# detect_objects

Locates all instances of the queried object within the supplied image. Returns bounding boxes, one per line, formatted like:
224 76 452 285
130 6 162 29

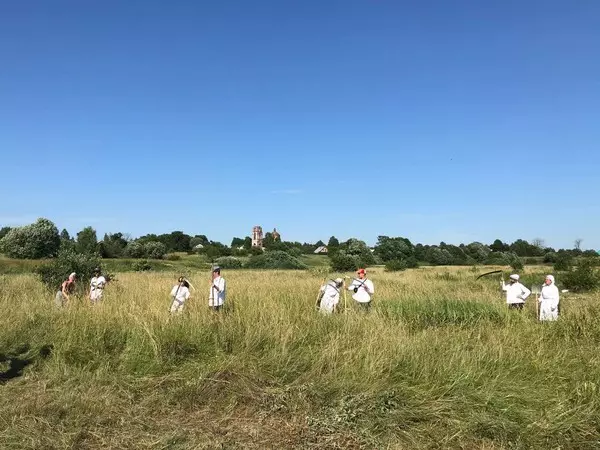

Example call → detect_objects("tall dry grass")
1 267 599 449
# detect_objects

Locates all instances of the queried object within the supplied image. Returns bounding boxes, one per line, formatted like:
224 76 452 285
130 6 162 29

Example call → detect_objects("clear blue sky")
1 1 598 249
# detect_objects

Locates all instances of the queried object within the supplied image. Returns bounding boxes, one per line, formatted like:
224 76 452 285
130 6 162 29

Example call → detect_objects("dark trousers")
210 305 223 312
508 303 524 311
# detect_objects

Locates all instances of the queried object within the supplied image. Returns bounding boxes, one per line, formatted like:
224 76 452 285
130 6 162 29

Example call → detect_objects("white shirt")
170 284 191 304
209 276 226 306
501 281 531 304
319 282 341 313
539 283 560 308
347 278 374 303
90 276 106 300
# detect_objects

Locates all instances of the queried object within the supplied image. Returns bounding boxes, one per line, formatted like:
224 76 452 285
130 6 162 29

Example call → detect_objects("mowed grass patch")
1 269 600 448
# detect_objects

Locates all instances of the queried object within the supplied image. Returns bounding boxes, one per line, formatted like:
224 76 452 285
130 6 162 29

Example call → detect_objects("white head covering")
69 272 76 280
509 274 519 281
545 274 555 284
334 278 343 286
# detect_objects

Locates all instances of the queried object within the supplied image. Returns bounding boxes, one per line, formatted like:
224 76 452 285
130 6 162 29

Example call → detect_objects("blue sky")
1 1 599 249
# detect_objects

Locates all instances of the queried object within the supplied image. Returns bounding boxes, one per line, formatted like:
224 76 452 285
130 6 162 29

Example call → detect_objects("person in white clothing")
90 267 107 304
501 274 531 310
347 268 375 310
209 267 226 311
539 274 559 321
170 277 191 314
317 278 344 314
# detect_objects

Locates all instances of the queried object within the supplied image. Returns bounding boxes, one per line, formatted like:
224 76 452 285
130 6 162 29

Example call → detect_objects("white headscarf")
69 272 76 281
546 274 555 284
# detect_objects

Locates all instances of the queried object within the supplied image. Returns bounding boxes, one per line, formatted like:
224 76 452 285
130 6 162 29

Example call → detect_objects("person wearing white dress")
539 274 560 321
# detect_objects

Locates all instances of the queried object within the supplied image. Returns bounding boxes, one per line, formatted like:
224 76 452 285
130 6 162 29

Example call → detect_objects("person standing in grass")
55 272 76 307
89 267 107 304
317 278 344 314
347 268 374 311
539 274 560 321
501 274 531 310
170 276 191 314
209 267 226 312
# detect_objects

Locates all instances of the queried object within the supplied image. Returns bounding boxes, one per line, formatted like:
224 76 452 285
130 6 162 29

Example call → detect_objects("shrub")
143 242 167 259
132 260 152 272
215 256 243 269
506 253 523 272
124 242 145 258
554 255 573 272
0 218 60 259
544 252 558 264
525 257 539 265
249 247 264 256
36 249 101 292
330 252 360 272
562 259 600 292
165 253 181 261
385 259 407 272
244 251 308 270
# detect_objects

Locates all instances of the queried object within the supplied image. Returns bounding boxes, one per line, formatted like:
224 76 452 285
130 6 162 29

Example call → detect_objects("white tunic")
501 281 531 304
319 282 341 314
539 283 559 321
209 276 226 307
347 278 374 303
90 276 107 301
170 284 191 313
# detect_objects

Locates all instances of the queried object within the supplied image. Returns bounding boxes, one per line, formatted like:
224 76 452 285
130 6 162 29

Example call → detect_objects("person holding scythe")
170 276 191 314
347 268 375 311
317 278 344 314
501 274 531 310
209 266 226 312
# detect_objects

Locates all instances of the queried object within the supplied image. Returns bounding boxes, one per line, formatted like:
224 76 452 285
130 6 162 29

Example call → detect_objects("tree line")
0 219 597 270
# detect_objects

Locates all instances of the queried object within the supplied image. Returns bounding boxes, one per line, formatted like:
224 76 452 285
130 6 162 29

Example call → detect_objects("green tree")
0 218 60 259
0 226 12 240
489 239 509 253
231 237 245 248
76 226 98 255
59 228 75 251
36 249 100 292
374 236 414 262
99 232 128 258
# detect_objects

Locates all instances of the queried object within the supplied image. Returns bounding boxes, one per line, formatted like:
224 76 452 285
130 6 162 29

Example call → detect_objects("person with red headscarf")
347 268 375 310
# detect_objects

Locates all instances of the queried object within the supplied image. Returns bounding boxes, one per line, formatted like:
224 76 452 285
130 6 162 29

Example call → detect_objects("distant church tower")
252 226 264 248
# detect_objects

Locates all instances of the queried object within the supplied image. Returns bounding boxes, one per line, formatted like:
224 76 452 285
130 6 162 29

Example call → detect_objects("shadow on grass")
0 344 52 384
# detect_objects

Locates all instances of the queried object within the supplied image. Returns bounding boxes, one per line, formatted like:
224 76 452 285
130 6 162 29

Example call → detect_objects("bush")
544 252 558 264
165 253 181 261
132 260 152 272
244 251 308 270
124 242 145 258
562 259 600 292
330 252 360 272
524 257 539 265
215 256 243 269
385 259 407 272
36 249 101 292
143 242 167 259
554 255 573 272
249 247 264 256
506 253 523 272
0 218 60 259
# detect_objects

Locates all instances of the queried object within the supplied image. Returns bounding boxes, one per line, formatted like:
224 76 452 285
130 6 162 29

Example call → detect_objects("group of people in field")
53 266 227 314
52 266 559 321
501 273 560 321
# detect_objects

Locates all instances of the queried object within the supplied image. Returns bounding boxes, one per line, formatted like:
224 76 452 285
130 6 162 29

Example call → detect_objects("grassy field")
1 266 600 449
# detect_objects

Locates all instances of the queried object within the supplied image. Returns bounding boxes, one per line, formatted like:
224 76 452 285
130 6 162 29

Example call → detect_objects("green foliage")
330 252 360 272
339 238 376 267
35 249 101 291
554 254 574 272
463 242 490 263
76 226 98 255
165 253 181 261
385 259 407 271
489 239 509 253
0 218 60 259
124 241 146 258
59 228 75 252
99 232 129 258
215 256 243 269
249 246 264 256
131 260 153 272
544 252 558 264
245 250 308 270
143 241 167 259
200 242 232 260
374 236 414 262
561 259 600 292
0 226 12 240
507 253 524 272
